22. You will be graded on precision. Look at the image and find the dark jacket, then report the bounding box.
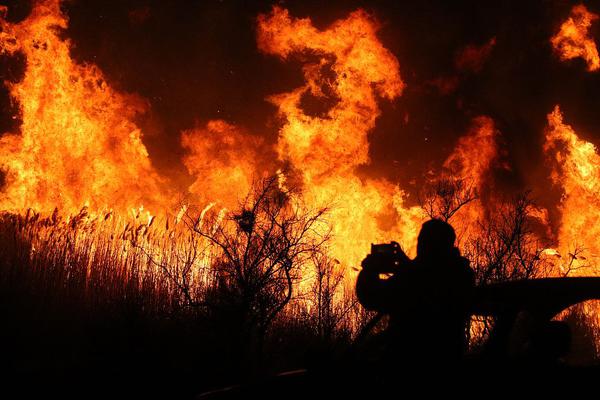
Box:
[356,251,474,362]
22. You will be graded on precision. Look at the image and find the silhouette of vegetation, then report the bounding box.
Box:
[0,176,346,394]
[419,177,478,222]
[151,176,331,373]
[0,175,598,396]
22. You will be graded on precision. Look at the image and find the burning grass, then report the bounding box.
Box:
[1,179,600,397]
[2,2,600,392]
[0,193,364,392]
[0,207,203,314]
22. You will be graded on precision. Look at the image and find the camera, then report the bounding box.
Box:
[371,241,402,256]
[369,241,410,272]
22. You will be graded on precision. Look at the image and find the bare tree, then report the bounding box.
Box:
[418,177,549,285]
[558,244,590,277]
[185,175,330,370]
[419,177,478,222]
[463,194,550,285]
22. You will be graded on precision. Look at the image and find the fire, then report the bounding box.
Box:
[0,0,167,214]
[444,116,499,192]
[4,1,600,350]
[181,120,269,209]
[257,6,422,265]
[551,4,600,71]
[3,1,594,284]
[544,106,600,275]
[441,116,499,236]
[257,7,404,177]
[256,8,504,265]
[0,2,506,270]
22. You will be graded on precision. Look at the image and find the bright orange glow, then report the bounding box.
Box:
[257,6,423,265]
[0,2,509,271]
[442,116,499,237]
[257,6,404,176]
[181,120,267,209]
[544,106,600,276]
[551,4,600,71]
[444,116,498,191]
[0,0,168,214]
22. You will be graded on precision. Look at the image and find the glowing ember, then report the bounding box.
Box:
[551,4,600,71]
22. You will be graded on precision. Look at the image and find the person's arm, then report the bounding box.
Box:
[355,254,396,312]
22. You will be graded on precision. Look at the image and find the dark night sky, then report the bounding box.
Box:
[2,0,600,208]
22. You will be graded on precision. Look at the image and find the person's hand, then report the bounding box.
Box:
[361,253,395,273]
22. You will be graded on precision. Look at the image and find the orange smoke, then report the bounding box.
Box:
[544,106,600,275]
[551,4,600,71]
[0,0,167,214]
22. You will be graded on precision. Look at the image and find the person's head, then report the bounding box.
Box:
[416,219,457,259]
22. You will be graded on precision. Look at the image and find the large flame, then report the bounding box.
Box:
[442,116,499,238]
[544,106,600,275]
[444,116,499,191]
[256,6,424,265]
[0,0,167,214]
[551,4,600,72]
[0,2,506,270]
[0,2,562,276]
[181,120,269,209]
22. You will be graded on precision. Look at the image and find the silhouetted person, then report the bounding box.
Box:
[356,219,474,367]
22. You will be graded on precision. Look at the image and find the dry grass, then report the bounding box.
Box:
[0,204,358,337]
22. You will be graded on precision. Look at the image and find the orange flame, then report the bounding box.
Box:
[181,120,268,209]
[544,106,600,275]
[257,7,423,265]
[444,116,499,191]
[0,0,167,214]
[442,116,499,237]
[0,2,512,273]
[551,4,600,71]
